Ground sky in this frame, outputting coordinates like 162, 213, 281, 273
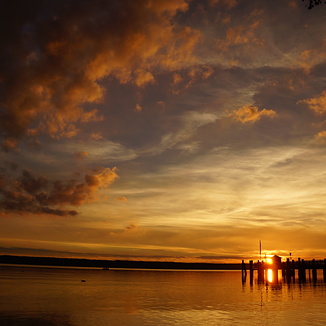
0, 0, 326, 263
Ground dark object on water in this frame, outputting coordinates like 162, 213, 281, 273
102, 267, 110, 270
81, 280, 86, 282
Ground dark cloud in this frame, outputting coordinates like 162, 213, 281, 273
0, 167, 118, 216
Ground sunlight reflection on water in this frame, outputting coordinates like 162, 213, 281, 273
0, 265, 325, 325
267, 268, 273, 283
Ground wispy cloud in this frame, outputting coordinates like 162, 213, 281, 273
146, 111, 219, 154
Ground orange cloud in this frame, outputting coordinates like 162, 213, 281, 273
213, 9, 265, 67
173, 73, 183, 85
231, 105, 277, 123
90, 133, 104, 141
171, 65, 215, 93
0, 0, 198, 148
295, 42, 326, 71
314, 130, 326, 142
134, 70, 155, 87
201, 66, 215, 79
1, 138, 18, 152
84, 4, 199, 81
135, 104, 142, 112
225, 22, 262, 45
298, 90, 326, 114
115, 196, 127, 202
74, 151, 89, 159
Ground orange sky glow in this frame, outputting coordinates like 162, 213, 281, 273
0, 0, 326, 263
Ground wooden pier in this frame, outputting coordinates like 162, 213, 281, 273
242, 257, 326, 284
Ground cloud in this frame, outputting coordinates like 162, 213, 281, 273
90, 133, 104, 141
135, 104, 142, 112
74, 151, 89, 159
0, 0, 199, 148
134, 71, 155, 87
212, 8, 266, 67
0, 167, 118, 216
230, 105, 277, 123
313, 130, 326, 143
1, 138, 18, 152
170, 65, 215, 94
115, 196, 127, 202
70, 140, 137, 163
298, 90, 326, 114
209, 0, 238, 9
176, 141, 201, 154
173, 73, 183, 85
296, 46, 326, 71
150, 111, 218, 154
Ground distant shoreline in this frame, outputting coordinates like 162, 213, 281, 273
0, 255, 242, 270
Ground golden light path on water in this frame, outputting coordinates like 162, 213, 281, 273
267, 269, 273, 283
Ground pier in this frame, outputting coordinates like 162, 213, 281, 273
242, 256, 326, 284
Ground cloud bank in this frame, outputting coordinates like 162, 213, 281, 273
0, 0, 198, 147
0, 166, 118, 216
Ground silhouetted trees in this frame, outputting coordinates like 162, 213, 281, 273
302, 0, 326, 10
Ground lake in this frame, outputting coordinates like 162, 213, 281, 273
0, 265, 325, 325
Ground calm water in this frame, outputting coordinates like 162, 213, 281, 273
0, 265, 325, 326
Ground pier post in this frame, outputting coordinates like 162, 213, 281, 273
257, 260, 264, 283
291, 260, 295, 283
301, 259, 306, 283
281, 262, 285, 279
242, 260, 247, 282
285, 258, 292, 283
292, 260, 295, 283
298, 258, 306, 283
273, 261, 278, 284
249, 260, 253, 284
312, 259, 317, 283
324, 259, 326, 283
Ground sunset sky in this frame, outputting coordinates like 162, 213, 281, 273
1, 0, 326, 263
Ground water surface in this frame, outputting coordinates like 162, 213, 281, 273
0, 265, 325, 325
